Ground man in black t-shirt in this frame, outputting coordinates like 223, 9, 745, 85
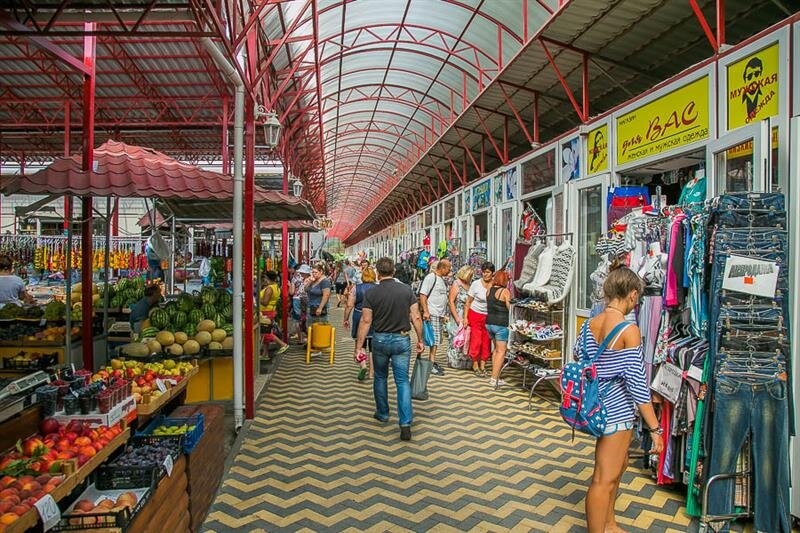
355, 257, 424, 441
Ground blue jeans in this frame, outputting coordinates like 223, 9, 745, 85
706, 378, 790, 533
485, 324, 509, 342
372, 332, 413, 427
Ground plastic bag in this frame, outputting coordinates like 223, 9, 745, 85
198, 257, 211, 278
411, 356, 432, 400
452, 325, 469, 350
422, 320, 436, 347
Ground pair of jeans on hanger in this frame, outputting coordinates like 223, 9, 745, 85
704, 193, 791, 532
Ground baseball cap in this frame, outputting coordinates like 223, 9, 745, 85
297, 264, 312, 274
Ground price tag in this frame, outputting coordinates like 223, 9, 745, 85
155, 379, 167, 393
40, 318, 47, 326
163, 454, 174, 477
34, 494, 61, 531
165, 379, 177, 386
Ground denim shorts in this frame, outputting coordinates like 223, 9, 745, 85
603, 421, 635, 435
486, 324, 509, 342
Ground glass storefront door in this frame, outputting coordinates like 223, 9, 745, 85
570, 174, 608, 312
707, 122, 770, 195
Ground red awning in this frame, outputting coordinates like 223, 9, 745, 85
1, 140, 316, 222
201, 220, 317, 233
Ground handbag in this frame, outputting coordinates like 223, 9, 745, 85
411, 356, 433, 400
452, 325, 468, 349
422, 320, 436, 347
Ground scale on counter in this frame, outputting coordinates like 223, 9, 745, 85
0, 371, 49, 422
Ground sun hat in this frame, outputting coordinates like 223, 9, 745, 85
297, 264, 312, 274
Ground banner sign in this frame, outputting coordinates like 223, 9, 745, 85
727, 42, 779, 130
616, 76, 709, 165
493, 173, 503, 204
504, 167, 517, 201
722, 255, 779, 298
472, 179, 491, 211
587, 124, 608, 174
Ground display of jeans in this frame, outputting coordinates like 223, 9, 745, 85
701, 193, 790, 532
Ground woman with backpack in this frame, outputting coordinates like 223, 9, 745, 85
579, 264, 663, 533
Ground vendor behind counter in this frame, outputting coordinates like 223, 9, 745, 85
130, 285, 162, 333
0, 254, 33, 307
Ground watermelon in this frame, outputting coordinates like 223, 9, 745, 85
174, 311, 187, 328
132, 277, 145, 289
141, 327, 160, 338
214, 314, 226, 327
216, 289, 232, 306
110, 296, 122, 308
189, 309, 204, 325
164, 301, 179, 317
178, 294, 194, 313
201, 304, 217, 321
222, 324, 233, 336
117, 278, 131, 292
150, 308, 169, 330
133, 288, 144, 301
184, 323, 197, 337
220, 304, 232, 321
200, 287, 217, 305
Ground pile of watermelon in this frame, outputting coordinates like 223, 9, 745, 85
108, 277, 146, 309
137, 287, 235, 355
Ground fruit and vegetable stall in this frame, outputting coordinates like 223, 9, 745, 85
0, 359, 223, 533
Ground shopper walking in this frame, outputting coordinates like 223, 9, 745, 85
418, 259, 451, 376
582, 264, 663, 533
259, 271, 289, 356
446, 265, 474, 369
333, 261, 348, 307
289, 264, 311, 343
344, 267, 378, 381
463, 261, 494, 376
486, 270, 511, 388
306, 263, 332, 324
355, 257, 424, 441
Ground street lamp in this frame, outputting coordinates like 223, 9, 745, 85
255, 105, 282, 150
290, 176, 304, 197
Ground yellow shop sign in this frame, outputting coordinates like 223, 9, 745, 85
727, 42, 779, 130
587, 124, 608, 174
616, 76, 710, 165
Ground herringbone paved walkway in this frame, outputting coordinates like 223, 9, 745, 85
202, 308, 693, 533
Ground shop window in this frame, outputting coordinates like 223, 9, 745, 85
424, 209, 432, 227
473, 211, 488, 246
577, 185, 602, 310
444, 198, 455, 220
553, 192, 564, 244
500, 207, 514, 264
521, 151, 555, 196
455, 193, 461, 217
770, 126, 779, 191
717, 140, 753, 193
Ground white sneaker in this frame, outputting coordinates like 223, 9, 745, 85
489, 379, 507, 388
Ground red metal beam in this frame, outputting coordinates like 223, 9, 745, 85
81, 22, 96, 370
453, 127, 482, 176
498, 83, 533, 145
471, 108, 506, 164
688, 0, 720, 52
539, 38, 586, 122
0, 13, 90, 75
716, 0, 725, 47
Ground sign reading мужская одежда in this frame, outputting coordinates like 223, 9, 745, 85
727, 42, 779, 130
616, 76, 710, 165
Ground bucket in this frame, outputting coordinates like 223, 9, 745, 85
310, 323, 333, 349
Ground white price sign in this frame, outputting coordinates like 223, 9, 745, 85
34, 494, 61, 531
722, 255, 779, 298
155, 379, 167, 393
163, 454, 174, 477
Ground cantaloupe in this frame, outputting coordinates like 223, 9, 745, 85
121, 343, 149, 357
210, 329, 226, 343
197, 320, 216, 333
155, 331, 175, 347
183, 340, 200, 355
174, 332, 188, 345
167, 343, 184, 356
208, 341, 223, 350
221, 337, 234, 350
195, 331, 212, 346
146, 340, 162, 354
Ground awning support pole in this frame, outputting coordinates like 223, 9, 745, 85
281, 167, 289, 343
103, 197, 111, 346
81, 22, 96, 371
244, 29, 257, 421
202, 37, 246, 429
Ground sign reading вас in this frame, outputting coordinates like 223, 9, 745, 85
616, 76, 709, 165
727, 43, 779, 131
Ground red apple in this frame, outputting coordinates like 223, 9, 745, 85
64, 432, 79, 443
65, 420, 85, 435
38, 418, 62, 437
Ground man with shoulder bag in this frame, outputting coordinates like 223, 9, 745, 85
418, 259, 451, 376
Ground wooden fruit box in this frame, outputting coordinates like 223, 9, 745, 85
135, 366, 198, 418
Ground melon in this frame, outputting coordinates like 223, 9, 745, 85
208, 341, 223, 350
167, 343, 184, 356
155, 331, 175, 347
183, 340, 201, 355
221, 337, 234, 350
146, 340, 162, 354
121, 343, 149, 358
195, 331, 212, 346
174, 332, 188, 345
197, 319, 216, 333
210, 329, 226, 343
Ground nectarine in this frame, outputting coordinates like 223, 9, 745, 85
0, 513, 17, 525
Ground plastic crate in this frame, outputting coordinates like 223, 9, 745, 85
95, 464, 159, 491
53, 483, 152, 532
130, 433, 184, 459
136, 413, 204, 454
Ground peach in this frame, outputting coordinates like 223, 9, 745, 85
0, 513, 17, 525
96, 499, 114, 509
73, 437, 91, 447
0, 478, 14, 489
75, 499, 94, 512
1, 496, 19, 507
0, 503, 11, 514
0, 490, 16, 499
11, 504, 29, 516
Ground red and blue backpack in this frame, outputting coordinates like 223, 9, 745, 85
559, 320, 630, 438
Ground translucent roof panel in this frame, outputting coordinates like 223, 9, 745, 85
263, 0, 551, 238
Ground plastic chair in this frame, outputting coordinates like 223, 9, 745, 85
306, 323, 335, 364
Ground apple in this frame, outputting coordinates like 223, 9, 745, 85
65, 420, 85, 435
64, 432, 79, 443
38, 418, 62, 437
